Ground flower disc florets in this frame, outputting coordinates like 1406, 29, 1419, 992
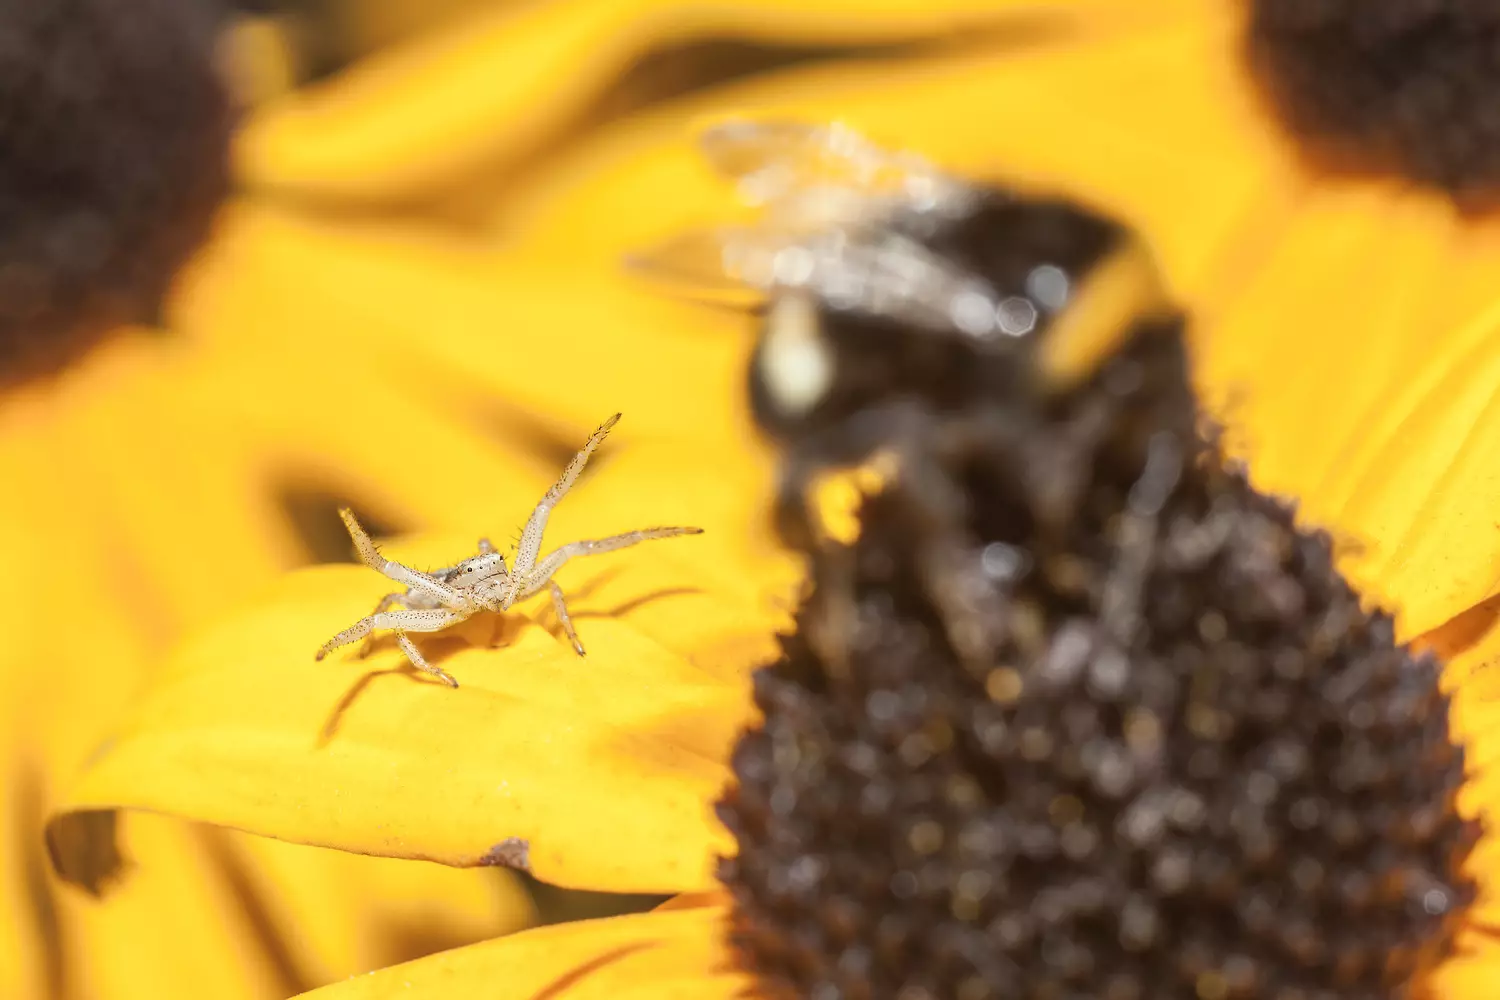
718, 324, 1479, 1000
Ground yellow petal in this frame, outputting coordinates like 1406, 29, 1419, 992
290, 901, 751, 999
237, 0, 1121, 205
49, 519, 772, 895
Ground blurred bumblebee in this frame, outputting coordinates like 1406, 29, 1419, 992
632, 121, 1188, 670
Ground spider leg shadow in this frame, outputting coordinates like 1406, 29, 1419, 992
483, 611, 529, 650
531, 566, 708, 639
319, 666, 407, 747
318, 633, 473, 746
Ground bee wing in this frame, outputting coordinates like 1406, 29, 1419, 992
698, 120, 979, 227
623, 226, 777, 310
629, 220, 1020, 341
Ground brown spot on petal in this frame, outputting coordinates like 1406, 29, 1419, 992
44, 809, 128, 898
481, 837, 532, 872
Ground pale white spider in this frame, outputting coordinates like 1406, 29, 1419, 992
315, 413, 702, 687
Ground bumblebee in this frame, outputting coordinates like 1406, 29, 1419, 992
633, 121, 1190, 671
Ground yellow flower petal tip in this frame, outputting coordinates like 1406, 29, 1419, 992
47, 553, 768, 896
288, 902, 751, 1000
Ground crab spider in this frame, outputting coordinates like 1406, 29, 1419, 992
315, 413, 702, 687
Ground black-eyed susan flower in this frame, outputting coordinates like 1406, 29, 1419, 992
37, 0, 1500, 997
13, 0, 1078, 994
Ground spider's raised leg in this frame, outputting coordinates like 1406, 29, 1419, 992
337, 507, 463, 604
527, 526, 704, 597
549, 581, 585, 656
396, 635, 459, 688
504, 414, 621, 600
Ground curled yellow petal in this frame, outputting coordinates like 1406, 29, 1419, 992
48, 522, 773, 895
238, 0, 1115, 204
290, 902, 750, 1000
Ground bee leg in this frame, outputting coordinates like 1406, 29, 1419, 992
802, 539, 858, 684
770, 456, 825, 554
1099, 431, 1184, 646
881, 420, 1001, 679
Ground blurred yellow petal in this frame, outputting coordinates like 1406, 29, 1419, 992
292, 901, 751, 1000
239, 0, 1128, 205
49, 509, 774, 894
63, 816, 290, 1000
212, 830, 536, 985
175, 202, 766, 447
500, 6, 1279, 290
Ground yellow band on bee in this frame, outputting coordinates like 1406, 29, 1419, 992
810, 449, 900, 544
1038, 237, 1171, 389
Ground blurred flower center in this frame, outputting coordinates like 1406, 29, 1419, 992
0, 0, 235, 383
1246, 0, 1500, 204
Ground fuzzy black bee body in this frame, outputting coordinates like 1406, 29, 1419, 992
638, 122, 1177, 559
637, 122, 1186, 668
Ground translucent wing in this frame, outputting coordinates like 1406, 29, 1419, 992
629, 220, 1023, 341
622, 227, 772, 310
698, 120, 980, 229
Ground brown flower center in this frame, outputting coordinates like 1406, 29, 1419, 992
1247, 0, 1500, 204
717, 320, 1479, 999
0, 0, 236, 382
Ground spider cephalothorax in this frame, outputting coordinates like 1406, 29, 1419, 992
315, 413, 702, 686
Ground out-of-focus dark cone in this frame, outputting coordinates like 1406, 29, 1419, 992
0, 0, 236, 383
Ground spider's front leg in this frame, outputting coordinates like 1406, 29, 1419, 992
316, 607, 471, 687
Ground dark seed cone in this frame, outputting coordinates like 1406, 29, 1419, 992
1247, 0, 1500, 206
0, 0, 236, 382
717, 321, 1481, 1000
